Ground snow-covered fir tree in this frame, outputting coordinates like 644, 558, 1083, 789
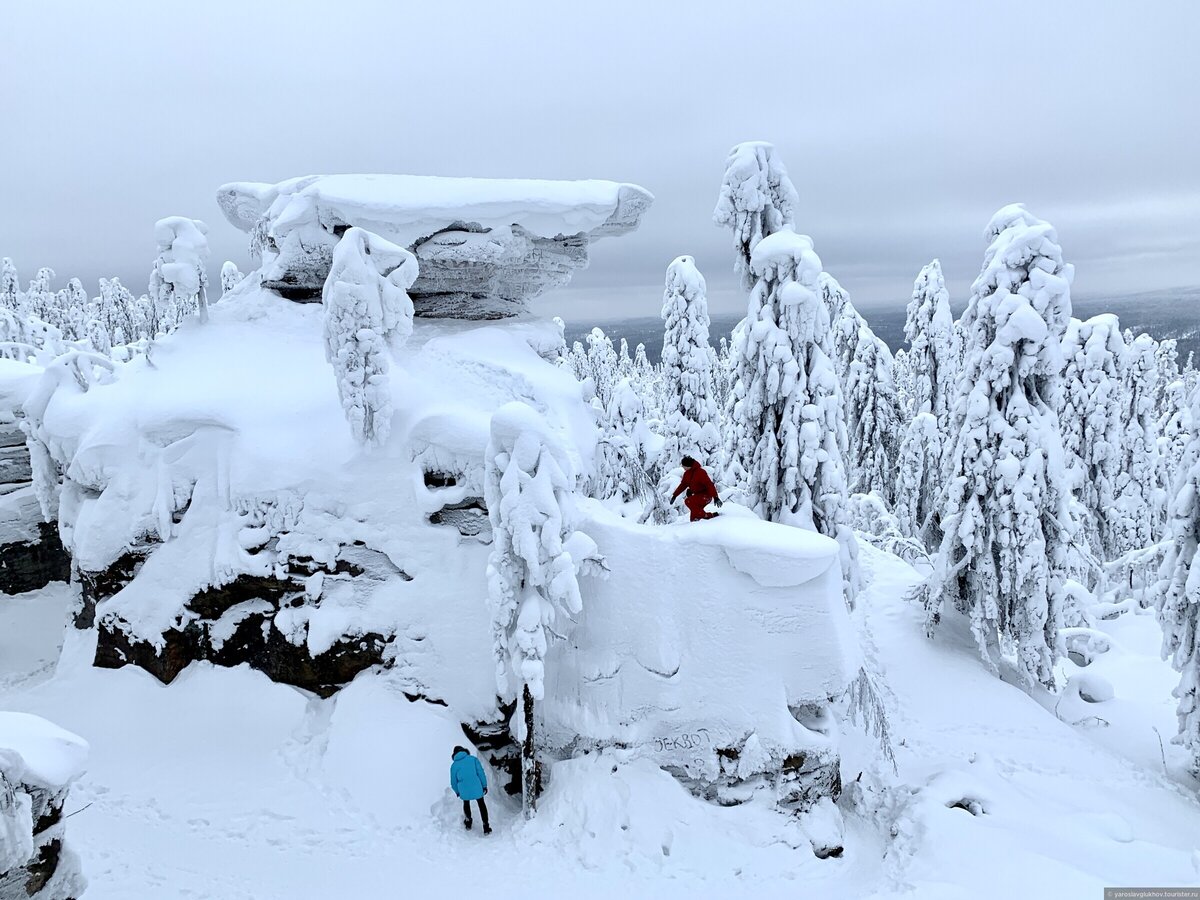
1156, 383, 1200, 777
1112, 333, 1162, 555
0, 257, 18, 309
844, 326, 901, 504
149, 217, 210, 325
820, 274, 862, 394
724, 227, 857, 598
1059, 314, 1126, 560
713, 142, 799, 290
659, 255, 719, 467
893, 263, 956, 547
904, 260, 956, 425
484, 401, 603, 816
220, 261, 244, 297
321, 227, 418, 447
24, 267, 56, 323
894, 412, 941, 546
924, 204, 1075, 688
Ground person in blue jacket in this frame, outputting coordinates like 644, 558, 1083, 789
450, 745, 490, 834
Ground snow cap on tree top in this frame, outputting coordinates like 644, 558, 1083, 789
663, 254, 706, 298
748, 227, 822, 279
713, 141, 800, 289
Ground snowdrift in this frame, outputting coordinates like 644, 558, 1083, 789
0, 713, 88, 898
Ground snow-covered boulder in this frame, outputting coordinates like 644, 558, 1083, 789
544, 503, 857, 805
217, 174, 654, 317
0, 713, 88, 899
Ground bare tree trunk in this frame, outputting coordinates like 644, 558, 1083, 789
521, 683, 541, 818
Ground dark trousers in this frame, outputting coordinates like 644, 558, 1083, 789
463, 798, 489, 827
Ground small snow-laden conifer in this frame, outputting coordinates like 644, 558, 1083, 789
713, 142, 799, 290
24, 268, 56, 323
659, 255, 720, 466
60, 278, 89, 341
0, 258, 18, 309
925, 205, 1075, 688
1159, 378, 1192, 495
1112, 333, 1162, 555
892, 347, 916, 421
594, 378, 660, 503
85, 316, 112, 358
821, 274, 862, 395
583, 327, 621, 410
484, 401, 605, 816
894, 412, 942, 547
844, 325, 902, 504
1156, 383, 1200, 776
904, 260, 956, 426
724, 227, 858, 599
1059, 315, 1126, 559
1155, 339, 1181, 415
149, 217, 210, 326
321, 227, 418, 448
220, 261, 244, 297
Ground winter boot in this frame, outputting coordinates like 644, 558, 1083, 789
483, 824, 492, 835
463, 816, 473, 831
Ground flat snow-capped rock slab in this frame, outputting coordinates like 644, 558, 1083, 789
218, 174, 652, 245
0, 712, 89, 790
216, 174, 653, 316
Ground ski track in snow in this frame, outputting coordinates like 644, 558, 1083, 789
4, 550, 1200, 898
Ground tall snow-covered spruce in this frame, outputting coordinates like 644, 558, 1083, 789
1157, 383, 1200, 777
723, 227, 857, 598
659, 255, 719, 468
1059, 315, 1126, 561
712, 142, 799, 290
924, 205, 1075, 688
484, 402, 604, 817
321, 227, 418, 447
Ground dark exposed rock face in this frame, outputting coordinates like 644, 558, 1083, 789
428, 498, 491, 542
0, 779, 85, 899
0, 424, 72, 595
74, 550, 148, 629
0, 522, 70, 596
93, 571, 396, 697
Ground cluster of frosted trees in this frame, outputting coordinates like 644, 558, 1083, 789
1, 221, 244, 364
567, 142, 1200, 776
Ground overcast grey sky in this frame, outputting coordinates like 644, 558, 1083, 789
2, 0, 1197, 323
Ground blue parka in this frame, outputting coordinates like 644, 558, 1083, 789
450, 750, 487, 801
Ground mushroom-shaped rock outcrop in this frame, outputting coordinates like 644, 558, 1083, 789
217, 174, 653, 318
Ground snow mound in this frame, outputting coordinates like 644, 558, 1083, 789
0, 711, 88, 790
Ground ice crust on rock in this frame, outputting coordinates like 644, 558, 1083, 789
216, 174, 653, 317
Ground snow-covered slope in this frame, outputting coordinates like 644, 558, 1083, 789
2, 548, 1196, 898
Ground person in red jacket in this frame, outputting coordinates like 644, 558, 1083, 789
671, 456, 723, 521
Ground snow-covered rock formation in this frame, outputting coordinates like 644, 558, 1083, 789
0, 176, 854, 827
0, 713, 88, 899
217, 175, 653, 317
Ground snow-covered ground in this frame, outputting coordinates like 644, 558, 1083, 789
3, 545, 1197, 898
